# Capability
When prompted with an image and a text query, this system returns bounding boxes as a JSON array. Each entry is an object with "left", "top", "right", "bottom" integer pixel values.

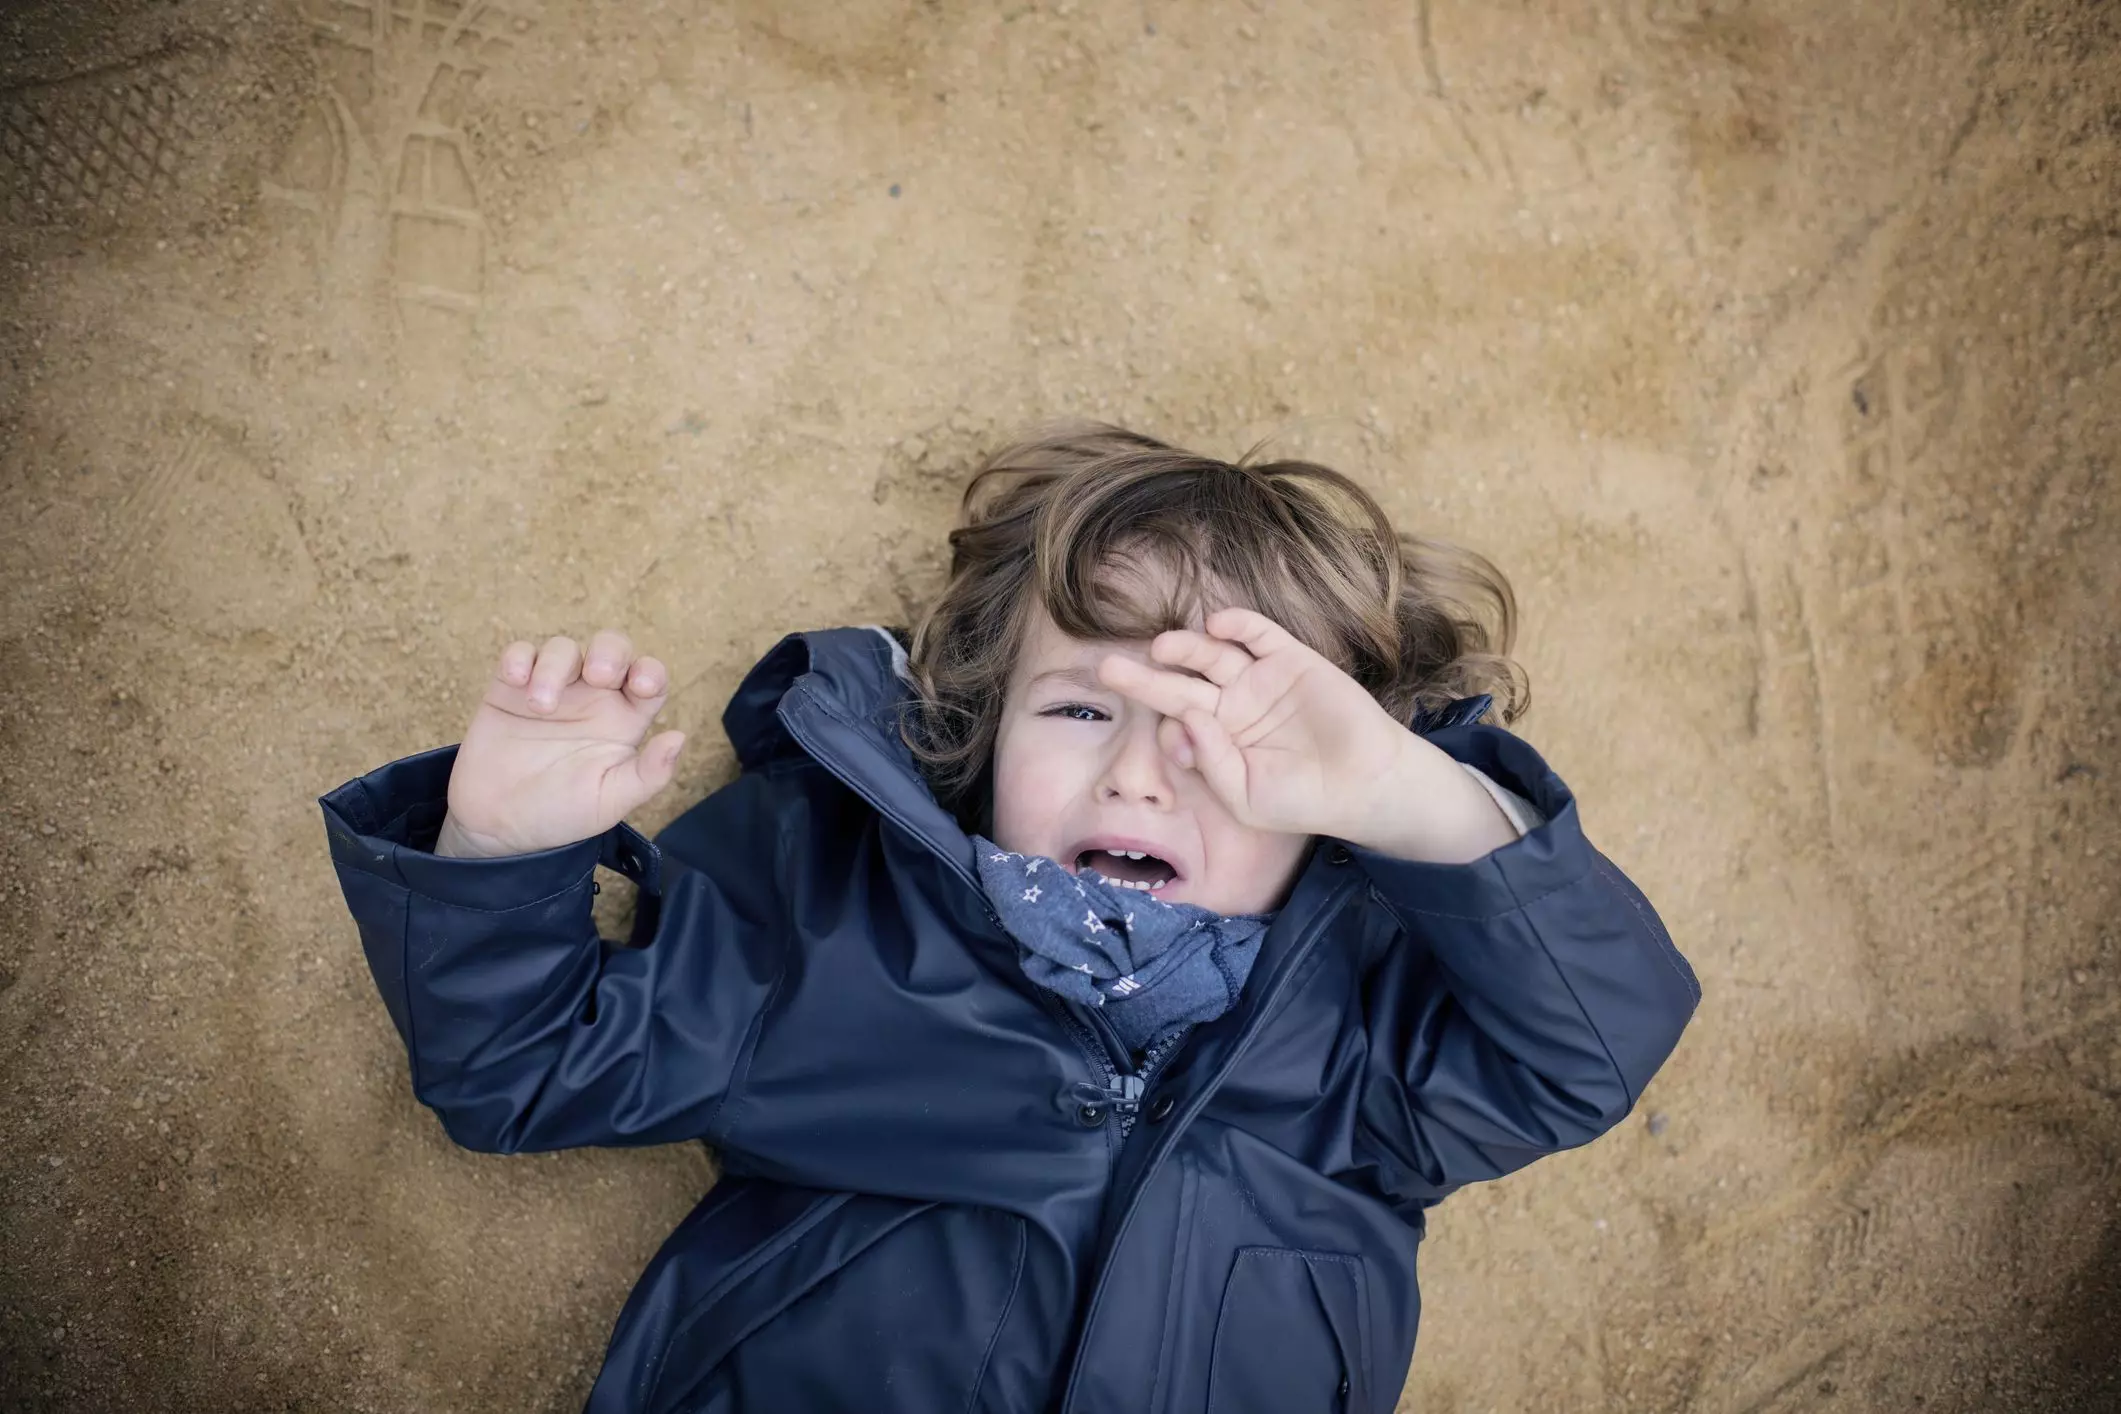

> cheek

[
  {"left": 989, "top": 730, "right": 1084, "bottom": 848},
  {"left": 1206, "top": 819, "right": 1311, "bottom": 911}
]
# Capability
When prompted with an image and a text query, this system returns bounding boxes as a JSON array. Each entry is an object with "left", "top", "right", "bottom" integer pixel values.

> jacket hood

[
  {"left": 722, "top": 626, "right": 916, "bottom": 770},
  {"left": 722, "top": 626, "right": 981, "bottom": 885}
]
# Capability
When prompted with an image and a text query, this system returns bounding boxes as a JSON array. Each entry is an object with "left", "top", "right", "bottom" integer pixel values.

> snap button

[
  {"left": 1326, "top": 843, "right": 1352, "bottom": 866},
  {"left": 1076, "top": 1105, "right": 1105, "bottom": 1127},
  {"left": 1147, "top": 1094, "right": 1177, "bottom": 1123}
]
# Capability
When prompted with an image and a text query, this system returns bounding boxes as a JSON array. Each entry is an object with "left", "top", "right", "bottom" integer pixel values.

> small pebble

[
  {"left": 1647, "top": 1112, "right": 1669, "bottom": 1137},
  {"left": 888, "top": 183, "right": 902, "bottom": 198}
]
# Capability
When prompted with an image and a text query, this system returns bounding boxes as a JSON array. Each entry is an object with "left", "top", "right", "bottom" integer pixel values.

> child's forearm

[{"left": 1338, "top": 734, "right": 1520, "bottom": 864}]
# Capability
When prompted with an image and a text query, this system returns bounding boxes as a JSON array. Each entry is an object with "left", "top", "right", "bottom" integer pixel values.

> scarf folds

[{"left": 972, "top": 839, "right": 1273, "bottom": 1053}]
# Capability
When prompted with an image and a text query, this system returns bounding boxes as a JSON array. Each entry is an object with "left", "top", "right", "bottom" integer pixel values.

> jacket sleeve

[
  {"left": 1349, "top": 724, "right": 1699, "bottom": 1205},
  {"left": 319, "top": 745, "right": 787, "bottom": 1155}
]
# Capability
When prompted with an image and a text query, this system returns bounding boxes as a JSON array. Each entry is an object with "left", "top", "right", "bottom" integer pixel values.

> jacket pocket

[
  {"left": 650, "top": 1188, "right": 941, "bottom": 1413},
  {"left": 1203, "top": 1247, "right": 1371, "bottom": 1414},
  {"left": 587, "top": 1180, "right": 860, "bottom": 1414},
  {"left": 589, "top": 1178, "right": 1029, "bottom": 1414}
]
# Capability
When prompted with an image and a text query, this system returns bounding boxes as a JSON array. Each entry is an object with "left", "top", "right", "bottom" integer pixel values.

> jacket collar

[{"left": 723, "top": 627, "right": 981, "bottom": 890}]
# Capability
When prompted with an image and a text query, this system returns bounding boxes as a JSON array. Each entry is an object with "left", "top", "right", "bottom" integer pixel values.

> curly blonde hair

[{"left": 903, "top": 421, "right": 1526, "bottom": 819}]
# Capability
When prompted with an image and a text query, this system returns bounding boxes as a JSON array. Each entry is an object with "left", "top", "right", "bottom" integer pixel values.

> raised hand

[
  {"left": 1096, "top": 608, "right": 1515, "bottom": 863},
  {"left": 435, "top": 630, "right": 685, "bottom": 859}
]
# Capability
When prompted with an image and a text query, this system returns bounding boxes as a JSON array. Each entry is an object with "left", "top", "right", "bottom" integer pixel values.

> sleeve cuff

[
  {"left": 1348, "top": 724, "right": 1592, "bottom": 921},
  {"left": 1460, "top": 764, "right": 1545, "bottom": 837},
  {"left": 318, "top": 744, "right": 661, "bottom": 910}
]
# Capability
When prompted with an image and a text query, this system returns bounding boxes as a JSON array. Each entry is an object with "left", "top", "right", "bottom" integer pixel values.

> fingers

[
  {"left": 1096, "top": 653, "right": 1220, "bottom": 719},
  {"left": 624, "top": 655, "right": 668, "bottom": 701},
  {"left": 527, "top": 635, "right": 584, "bottom": 712},
  {"left": 582, "top": 629, "right": 635, "bottom": 689},
  {"left": 495, "top": 640, "right": 536, "bottom": 687},
  {"left": 507, "top": 632, "right": 669, "bottom": 713},
  {"left": 608, "top": 730, "right": 686, "bottom": 814},
  {"left": 1202, "top": 607, "right": 1302, "bottom": 659},
  {"left": 1148, "top": 629, "right": 1255, "bottom": 686}
]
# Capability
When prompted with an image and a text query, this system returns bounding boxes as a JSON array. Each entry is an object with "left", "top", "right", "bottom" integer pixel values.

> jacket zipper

[
  {"left": 1056, "top": 874, "right": 1362, "bottom": 1413},
  {"left": 1069, "top": 1010, "right": 1146, "bottom": 1132},
  {"left": 1067, "top": 982, "right": 1198, "bottom": 1136},
  {"left": 1114, "top": 1026, "right": 1186, "bottom": 1138}
]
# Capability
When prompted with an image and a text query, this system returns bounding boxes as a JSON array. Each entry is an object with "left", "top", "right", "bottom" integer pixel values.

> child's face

[{"left": 989, "top": 602, "right": 1313, "bottom": 917}]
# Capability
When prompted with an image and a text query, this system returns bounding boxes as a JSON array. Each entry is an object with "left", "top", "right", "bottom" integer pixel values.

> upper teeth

[{"left": 1117, "top": 849, "right": 1146, "bottom": 859}]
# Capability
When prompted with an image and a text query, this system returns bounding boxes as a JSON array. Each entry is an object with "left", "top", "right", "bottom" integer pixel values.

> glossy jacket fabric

[{"left": 318, "top": 628, "right": 1699, "bottom": 1414}]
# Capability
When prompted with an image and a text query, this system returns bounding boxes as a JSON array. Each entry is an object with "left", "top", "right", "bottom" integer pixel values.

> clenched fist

[{"left": 435, "top": 630, "right": 686, "bottom": 859}]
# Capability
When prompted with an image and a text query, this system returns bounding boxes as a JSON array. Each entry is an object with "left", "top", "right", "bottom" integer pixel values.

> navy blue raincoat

[{"left": 319, "top": 627, "right": 1698, "bottom": 1413}]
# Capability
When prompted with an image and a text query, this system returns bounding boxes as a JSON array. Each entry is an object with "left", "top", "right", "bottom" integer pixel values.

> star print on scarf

[{"left": 973, "top": 837, "right": 1275, "bottom": 1053}]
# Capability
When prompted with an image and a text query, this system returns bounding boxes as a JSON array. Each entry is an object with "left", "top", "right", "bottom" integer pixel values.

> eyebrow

[
  {"left": 1028, "top": 665, "right": 1108, "bottom": 693},
  {"left": 1027, "top": 661, "right": 1210, "bottom": 693}
]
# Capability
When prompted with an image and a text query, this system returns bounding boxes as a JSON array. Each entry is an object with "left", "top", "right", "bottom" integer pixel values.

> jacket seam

[
  {"left": 642, "top": 1191, "right": 858, "bottom": 1410},
  {"left": 1363, "top": 864, "right": 1635, "bottom": 1119},
  {"left": 963, "top": 1217, "right": 1027, "bottom": 1414},
  {"left": 789, "top": 682, "right": 981, "bottom": 879},
  {"left": 371, "top": 799, "right": 430, "bottom": 841},
  {"left": 1372, "top": 859, "right": 1596, "bottom": 924},
  {"left": 390, "top": 862, "right": 597, "bottom": 916},
  {"left": 1499, "top": 867, "right": 1636, "bottom": 1111},
  {"left": 1592, "top": 856, "right": 1701, "bottom": 1004},
  {"left": 397, "top": 882, "right": 424, "bottom": 1099},
  {"left": 702, "top": 792, "right": 799, "bottom": 1146}
]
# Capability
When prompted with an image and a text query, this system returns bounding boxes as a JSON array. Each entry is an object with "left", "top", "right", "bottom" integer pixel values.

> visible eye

[{"left": 1039, "top": 702, "right": 1109, "bottom": 723}]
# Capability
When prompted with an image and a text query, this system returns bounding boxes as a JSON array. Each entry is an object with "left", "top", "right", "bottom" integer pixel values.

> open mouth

[{"left": 1073, "top": 848, "right": 1177, "bottom": 893}]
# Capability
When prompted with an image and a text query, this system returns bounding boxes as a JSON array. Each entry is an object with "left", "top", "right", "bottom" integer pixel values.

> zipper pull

[
  {"left": 1109, "top": 1073, "right": 1145, "bottom": 1113},
  {"left": 1065, "top": 1074, "right": 1145, "bottom": 1123}
]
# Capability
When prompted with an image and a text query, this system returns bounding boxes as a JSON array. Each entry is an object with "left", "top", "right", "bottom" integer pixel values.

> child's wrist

[
  {"left": 435, "top": 813, "right": 512, "bottom": 859},
  {"left": 1335, "top": 735, "right": 1517, "bottom": 865}
]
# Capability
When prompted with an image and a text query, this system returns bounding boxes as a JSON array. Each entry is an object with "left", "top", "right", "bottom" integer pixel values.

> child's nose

[{"left": 1098, "top": 714, "right": 1175, "bottom": 807}]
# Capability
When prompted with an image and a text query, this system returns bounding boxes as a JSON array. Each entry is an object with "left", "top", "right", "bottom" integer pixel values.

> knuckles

[{"left": 504, "top": 630, "right": 658, "bottom": 689}]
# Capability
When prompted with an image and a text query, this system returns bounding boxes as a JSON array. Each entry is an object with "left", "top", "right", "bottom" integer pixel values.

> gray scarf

[{"left": 972, "top": 838, "right": 1274, "bottom": 1054}]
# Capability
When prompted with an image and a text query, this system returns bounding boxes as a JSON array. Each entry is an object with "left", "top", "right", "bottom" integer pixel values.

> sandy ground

[{"left": 2, "top": 0, "right": 2117, "bottom": 1409}]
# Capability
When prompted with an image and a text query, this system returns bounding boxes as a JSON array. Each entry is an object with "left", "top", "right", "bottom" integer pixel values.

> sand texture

[{"left": 2, "top": 0, "right": 2118, "bottom": 1409}]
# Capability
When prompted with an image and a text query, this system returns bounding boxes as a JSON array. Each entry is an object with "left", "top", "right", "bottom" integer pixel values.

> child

[{"left": 320, "top": 422, "right": 1697, "bottom": 1413}]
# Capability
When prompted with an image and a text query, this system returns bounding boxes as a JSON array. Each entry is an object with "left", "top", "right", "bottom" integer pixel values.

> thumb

[
  {"left": 1157, "top": 715, "right": 1196, "bottom": 771},
  {"left": 608, "top": 730, "right": 686, "bottom": 816},
  {"left": 1177, "top": 708, "right": 1245, "bottom": 809}
]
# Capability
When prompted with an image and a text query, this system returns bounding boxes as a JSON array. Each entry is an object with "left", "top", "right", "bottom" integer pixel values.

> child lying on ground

[{"left": 319, "top": 422, "right": 1698, "bottom": 1413}]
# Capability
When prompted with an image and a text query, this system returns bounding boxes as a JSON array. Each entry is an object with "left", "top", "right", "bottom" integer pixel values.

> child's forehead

[
  {"left": 1017, "top": 603, "right": 1160, "bottom": 664},
  {"left": 1006, "top": 553, "right": 1244, "bottom": 682},
  {"left": 1009, "top": 599, "right": 1216, "bottom": 688}
]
